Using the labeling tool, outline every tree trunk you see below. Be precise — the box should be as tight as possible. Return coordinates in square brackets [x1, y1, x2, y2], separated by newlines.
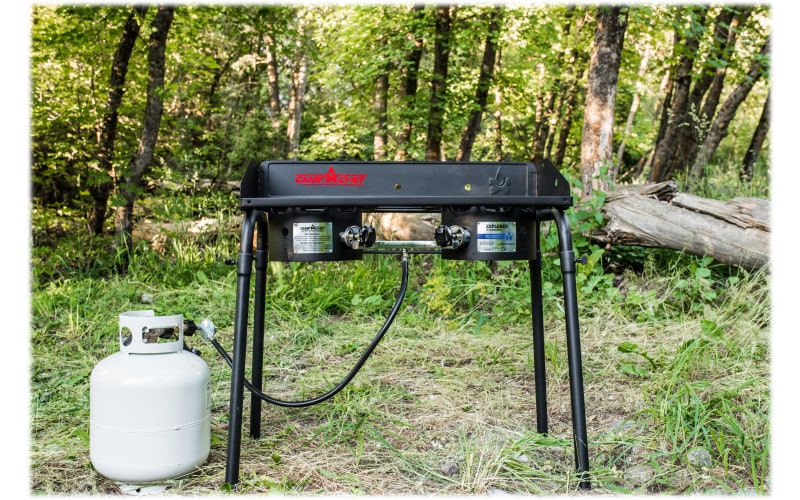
[265, 30, 284, 158]
[538, 8, 586, 164]
[529, 62, 547, 160]
[741, 90, 770, 182]
[394, 4, 425, 161]
[89, 7, 146, 236]
[594, 181, 769, 271]
[115, 6, 174, 253]
[614, 34, 651, 180]
[425, 5, 454, 162]
[579, 5, 628, 199]
[493, 47, 504, 161]
[676, 7, 751, 174]
[552, 8, 590, 168]
[697, 8, 751, 129]
[531, 86, 556, 161]
[535, 7, 576, 162]
[688, 35, 769, 186]
[456, 7, 502, 162]
[649, 6, 707, 182]
[286, 10, 310, 160]
[373, 61, 389, 160]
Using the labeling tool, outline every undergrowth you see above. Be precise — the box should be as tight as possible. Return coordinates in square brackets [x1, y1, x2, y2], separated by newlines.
[29, 184, 771, 495]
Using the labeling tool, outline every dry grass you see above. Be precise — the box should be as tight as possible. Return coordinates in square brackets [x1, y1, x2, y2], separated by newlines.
[29, 258, 770, 496]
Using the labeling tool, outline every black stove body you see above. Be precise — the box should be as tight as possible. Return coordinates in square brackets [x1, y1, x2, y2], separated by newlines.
[225, 159, 590, 489]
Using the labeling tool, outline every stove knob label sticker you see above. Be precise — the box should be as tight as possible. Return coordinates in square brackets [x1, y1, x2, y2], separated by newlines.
[293, 222, 334, 254]
[476, 222, 516, 253]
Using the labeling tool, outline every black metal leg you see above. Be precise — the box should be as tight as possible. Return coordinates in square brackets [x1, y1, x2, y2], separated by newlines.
[550, 208, 590, 489]
[529, 221, 548, 435]
[249, 216, 269, 439]
[224, 209, 259, 487]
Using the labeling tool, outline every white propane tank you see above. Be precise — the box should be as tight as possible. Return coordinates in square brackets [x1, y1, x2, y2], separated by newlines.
[90, 310, 211, 483]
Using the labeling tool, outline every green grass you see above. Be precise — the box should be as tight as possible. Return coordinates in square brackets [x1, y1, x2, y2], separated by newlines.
[29, 201, 770, 495]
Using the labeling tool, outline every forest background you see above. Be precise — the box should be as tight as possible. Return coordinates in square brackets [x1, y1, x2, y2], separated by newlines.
[7, 0, 800, 495]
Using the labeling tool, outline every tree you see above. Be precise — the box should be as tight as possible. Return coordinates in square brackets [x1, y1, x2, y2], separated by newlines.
[89, 6, 147, 236]
[115, 6, 175, 252]
[492, 47, 505, 161]
[688, 35, 770, 186]
[741, 90, 770, 182]
[264, 12, 285, 158]
[372, 37, 390, 161]
[648, 6, 758, 183]
[614, 32, 651, 181]
[649, 6, 708, 183]
[551, 7, 591, 168]
[425, 5, 455, 161]
[286, 9, 311, 160]
[30, 3, 772, 228]
[676, 6, 752, 179]
[394, 4, 426, 161]
[579, 5, 628, 199]
[456, 6, 503, 162]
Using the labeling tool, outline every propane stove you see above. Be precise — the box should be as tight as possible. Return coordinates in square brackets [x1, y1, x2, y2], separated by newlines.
[219, 159, 590, 489]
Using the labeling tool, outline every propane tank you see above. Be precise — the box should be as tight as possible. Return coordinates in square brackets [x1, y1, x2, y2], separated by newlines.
[90, 310, 211, 483]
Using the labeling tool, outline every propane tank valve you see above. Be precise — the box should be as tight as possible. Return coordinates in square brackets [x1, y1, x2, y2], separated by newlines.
[197, 318, 217, 341]
[435, 225, 471, 250]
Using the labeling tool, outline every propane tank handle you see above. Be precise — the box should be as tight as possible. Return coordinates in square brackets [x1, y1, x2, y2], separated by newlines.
[197, 318, 217, 341]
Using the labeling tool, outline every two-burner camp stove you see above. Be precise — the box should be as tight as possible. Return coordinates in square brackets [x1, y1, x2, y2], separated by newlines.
[222, 160, 590, 489]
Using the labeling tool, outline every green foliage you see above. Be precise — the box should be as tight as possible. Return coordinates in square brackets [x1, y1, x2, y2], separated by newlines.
[30, 185, 769, 494]
[617, 341, 660, 378]
[645, 314, 769, 485]
[30, 3, 771, 226]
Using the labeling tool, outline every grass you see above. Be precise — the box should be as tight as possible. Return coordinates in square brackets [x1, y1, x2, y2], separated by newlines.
[29, 203, 770, 495]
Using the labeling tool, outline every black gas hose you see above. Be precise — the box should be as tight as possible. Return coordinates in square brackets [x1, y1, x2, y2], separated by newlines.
[207, 251, 409, 408]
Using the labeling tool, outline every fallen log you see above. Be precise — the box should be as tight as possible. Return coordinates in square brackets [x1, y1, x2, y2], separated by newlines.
[132, 179, 769, 271]
[593, 181, 769, 271]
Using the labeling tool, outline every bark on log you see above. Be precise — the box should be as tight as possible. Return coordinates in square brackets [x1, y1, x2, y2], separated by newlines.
[594, 181, 769, 271]
[364, 181, 769, 271]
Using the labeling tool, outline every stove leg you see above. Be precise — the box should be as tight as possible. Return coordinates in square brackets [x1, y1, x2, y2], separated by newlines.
[224, 209, 259, 488]
[529, 221, 548, 435]
[550, 208, 590, 490]
[249, 216, 269, 439]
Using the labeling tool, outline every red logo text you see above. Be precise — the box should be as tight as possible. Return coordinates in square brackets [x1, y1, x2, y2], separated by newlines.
[295, 166, 367, 186]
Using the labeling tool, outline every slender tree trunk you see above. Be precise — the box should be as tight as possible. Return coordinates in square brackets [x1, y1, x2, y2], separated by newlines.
[615, 36, 650, 180]
[579, 5, 628, 199]
[677, 7, 750, 174]
[553, 67, 584, 168]
[115, 6, 174, 253]
[529, 63, 547, 159]
[553, 7, 589, 167]
[642, 69, 672, 177]
[286, 10, 310, 160]
[649, 6, 707, 182]
[652, 70, 673, 151]
[493, 47, 504, 161]
[89, 7, 146, 236]
[532, 88, 556, 161]
[741, 90, 770, 182]
[394, 4, 425, 161]
[265, 31, 284, 158]
[425, 5, 454, 162]
[689, 35, 770, 186]
[373, 59, 389, 160]
[538, 7, 578, 162]
[456, 7, 502, 162]
[697, 8, 750, 124]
